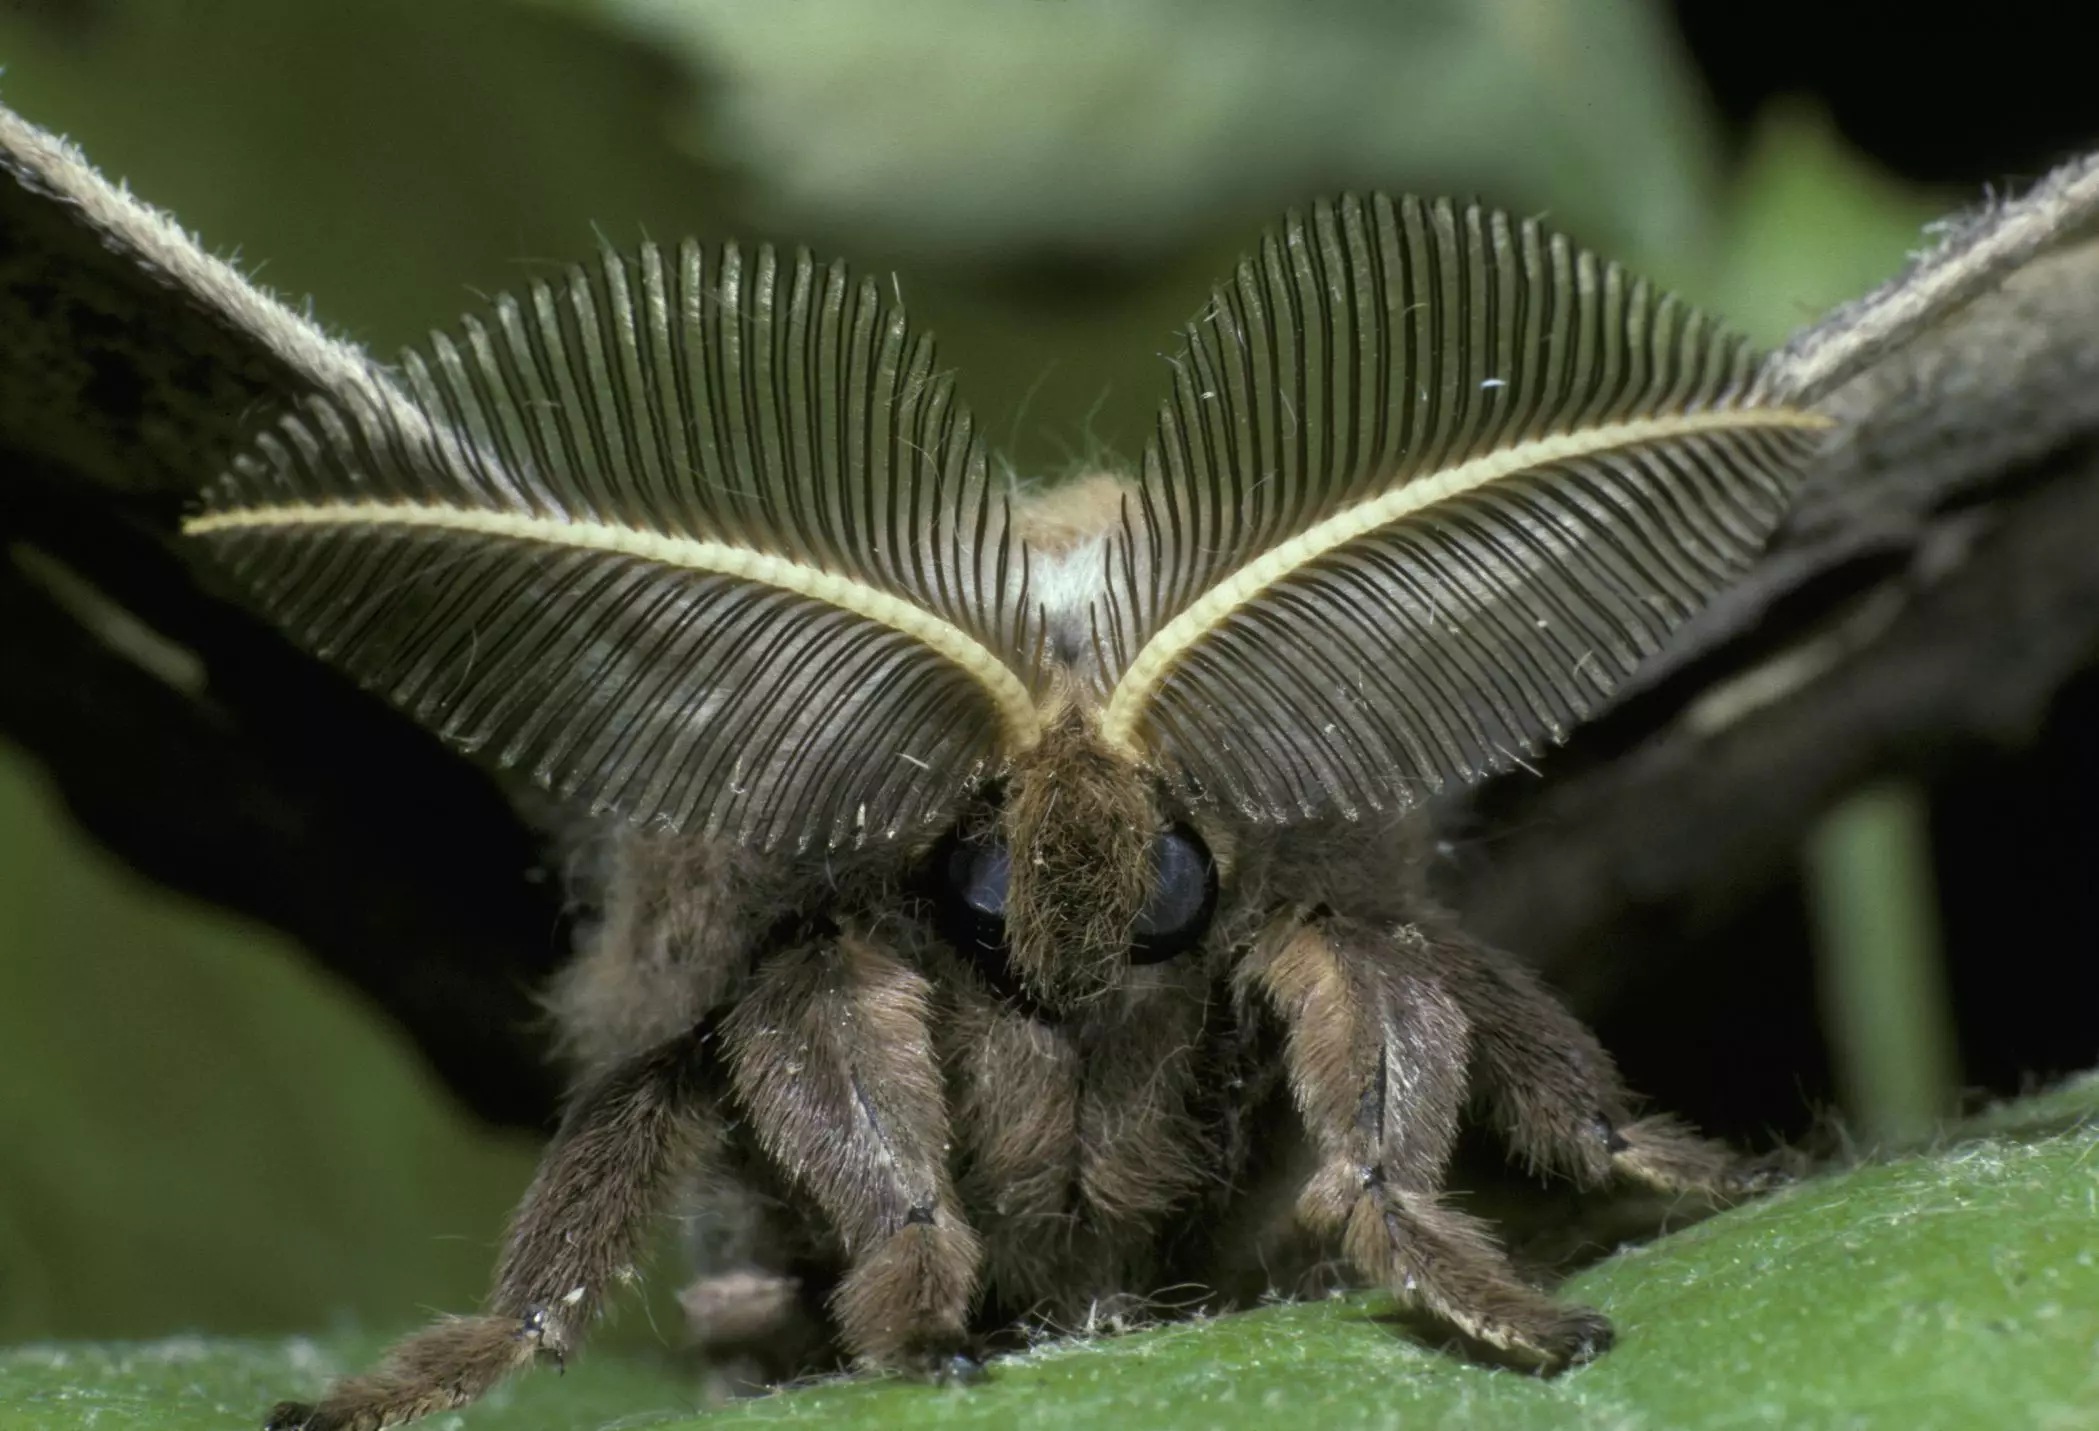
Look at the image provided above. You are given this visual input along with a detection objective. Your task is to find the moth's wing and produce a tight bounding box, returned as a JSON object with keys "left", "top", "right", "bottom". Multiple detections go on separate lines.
{"left": 0, "top": 100, "right": 569, "bottom": 1125}
{"left": 1098, "top": 195, "right": 1832, "bottom": 821}
{"left": 188, "top": 242, "right": 1043, "bottom": 851}
{"left": 0, "top": 101, "right": 397, "bottom": 498}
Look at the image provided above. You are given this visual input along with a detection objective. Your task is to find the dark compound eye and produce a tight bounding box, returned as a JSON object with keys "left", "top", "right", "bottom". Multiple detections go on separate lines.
{"left": 1128, "top": 823, "right": 1217, "bottom": 964}
{"left": 931, "top": 822, "right": 1217, "bottom": 985}
{"left": 932, "top": 830, "right": 1022, "bottom": 1000}
{"left": 947, "top": 835, "right": 1011, "bottom": 923}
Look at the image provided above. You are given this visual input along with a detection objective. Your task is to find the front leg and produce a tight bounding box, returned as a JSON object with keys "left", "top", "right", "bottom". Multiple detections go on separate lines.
{"left": 268, "top": 1025, "right": 713, "bottom": 1431}
{"left": 1244, "top": 917, "right": 1610, "bottom": 1367}
{"left": 722, "top": 930, "right": 983, "bottom": 1374}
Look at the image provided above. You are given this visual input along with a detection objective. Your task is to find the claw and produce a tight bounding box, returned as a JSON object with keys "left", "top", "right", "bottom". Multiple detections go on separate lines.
{"left": 263, "top": 1402, "right": 319, "bottom": 1431}
{"left": 1557, "top": 1307, "right": 1616, "bottom": 1367}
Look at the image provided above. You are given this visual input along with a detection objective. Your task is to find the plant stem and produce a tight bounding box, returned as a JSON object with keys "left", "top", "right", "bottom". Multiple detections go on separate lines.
{"left": 1804, "top": 781, "right": 1960, "bottom": 1144}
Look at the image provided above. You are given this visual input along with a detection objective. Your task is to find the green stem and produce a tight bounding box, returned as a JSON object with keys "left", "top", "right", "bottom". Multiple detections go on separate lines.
{"left": 1803, "top": 781, "right": 1960, "bottom": 1144}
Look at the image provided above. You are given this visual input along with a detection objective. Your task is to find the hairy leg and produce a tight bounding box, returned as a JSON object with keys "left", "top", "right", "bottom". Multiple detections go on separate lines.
{"left": 945, "top": 965, "right": 1215, "bottom": 1325}
{"left": 1244, "top": 916, "right": 1608, "bottom": 1366}
{"left": 1405, "top": 924, "right": 1756, "bottom": 1197}
{"left": 722, "top": 931, "right": 982, "bottom": 1374}
{"left": 946, "top": 993, "right": 1085, "bottom": 1310}
{"left": 267, "top": 1025, "right": 713, "bottom": 1431}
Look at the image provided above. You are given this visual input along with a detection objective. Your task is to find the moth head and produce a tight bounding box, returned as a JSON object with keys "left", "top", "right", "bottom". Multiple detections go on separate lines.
{"left": 933, "top": 703, "right": 1221, "bottom": 1010}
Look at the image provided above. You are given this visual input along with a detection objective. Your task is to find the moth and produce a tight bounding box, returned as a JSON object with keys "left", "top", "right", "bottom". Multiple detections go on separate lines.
{"left": 6, "top": 97, "right": 2097, "bottom": 1431}
{"left": 190, "top": 205, "right": 1824, "bottom": 1431}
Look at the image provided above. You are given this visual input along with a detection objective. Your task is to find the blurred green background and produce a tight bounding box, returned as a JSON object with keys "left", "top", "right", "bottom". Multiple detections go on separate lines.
{"left": 2, "top": 0, "right": 2084, "bottom": 1418}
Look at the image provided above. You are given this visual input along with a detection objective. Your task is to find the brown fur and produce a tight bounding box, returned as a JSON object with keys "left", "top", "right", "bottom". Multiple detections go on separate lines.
{"left": 722, "top": 932, "right": 982, "bottom": 1368}
{"left": 272, "top": 736, "right": 1766, "bottom": 1426}
{"left": 940, "top": 960, "right": 1216, "bottom": 1318}
{"left": 548, "top": 829, "right": 895, "bottom": 1071}
{"left": 265, "top": 1316, "right": 541, "bottom": 1431}
{"left": 268, "top": 1026, "right": 714, "bottom": 1430}
{"left": 1244, "top": 917, "right": 1607, "bottom": 1362}
{"left": 999, "top": 705, "right": 1156, "bottom": 1007}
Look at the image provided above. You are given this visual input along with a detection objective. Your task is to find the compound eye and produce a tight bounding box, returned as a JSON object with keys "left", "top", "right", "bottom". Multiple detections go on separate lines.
{"left": 934, "top": 831, "right": 1023, "bottom": 998}
{"left": 947, "top": 835, "right": 1011, "bottom": 923}
{"left": 1129, "top": 823, "right": 1217, "bottom": 963}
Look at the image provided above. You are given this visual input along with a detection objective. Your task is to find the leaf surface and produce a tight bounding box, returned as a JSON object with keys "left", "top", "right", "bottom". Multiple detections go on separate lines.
{"left": 7, "top": 1081, "right": 2094, "bottom": 1430}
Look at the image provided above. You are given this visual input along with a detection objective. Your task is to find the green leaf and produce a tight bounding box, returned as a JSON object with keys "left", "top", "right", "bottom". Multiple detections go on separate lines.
{"left": 7, "top": 1078, "right": 2094, "bottom": 1430}
{"left": 1704, "top": 102, "right": 1949, "bottom": 347}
